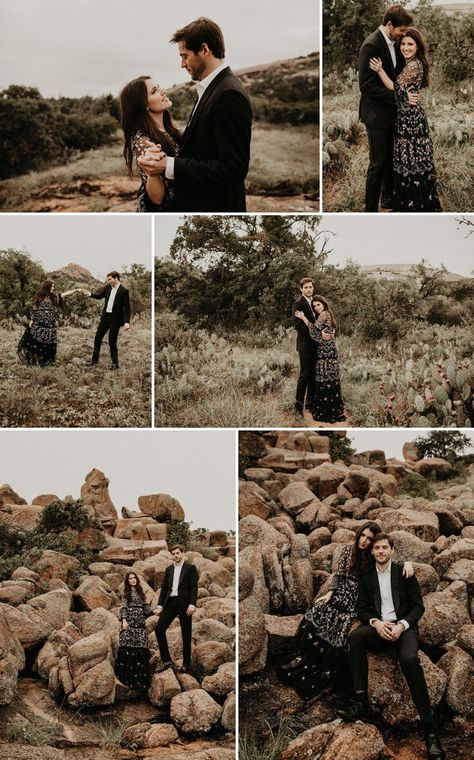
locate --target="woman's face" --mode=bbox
[400,36,418,61]
[313,300,325,314]
[358,528,375,550]
[128,574,137,586]
[145,79,172,114]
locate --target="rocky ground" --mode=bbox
[0,471,235,759]
[238,431,474,760]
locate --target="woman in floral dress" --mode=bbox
[370,27,442,211]
[277,523,414,701]
[115,572,152,691]
[295,295,345,423]
[18,280,77,366]
[120,76,182,212]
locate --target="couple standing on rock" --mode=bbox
[115,545,198,690]
[277,525,445,760]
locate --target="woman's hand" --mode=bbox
[403,561,414,578]
[316,591,333,604]
[29,320,33,327]
[294,310,308,324]
[122,619,129,630]
[369,57,383,73]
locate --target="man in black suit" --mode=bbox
[340,534,445,760]
[293,277,317,419]
[153,545,199,674]
[359,4,414,211]
[86,271,130,370]
[138,17,252,212]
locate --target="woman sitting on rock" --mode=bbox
[115,572,152,691]
[277,522,414,701]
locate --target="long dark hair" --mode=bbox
[123,572,146,601]
[119,76,182,177]
[312,294,338,330]
[349,521,382,576]
[402,28,430,88]
[34,280,57,305]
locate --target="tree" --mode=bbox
[0,249,46,319]
[411,259,447,299]
[354,279,423,343]
[413,431,471,463]
[122,263,151,316]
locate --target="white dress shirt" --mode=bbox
[165,62,228,180]
[370,561,409,630]
[379,25,397,69]
[170,560,184,597]
[106,284,119,313]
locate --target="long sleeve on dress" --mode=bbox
[396,59,423,105]
[326,544,353,591]
[308,311,335,344]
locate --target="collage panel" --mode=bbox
[322,0,474,213]
[0,429,236,759]
[155,213,473,429]
[0,0,319,215]
[238,428,474,760]
[0,215,152,428]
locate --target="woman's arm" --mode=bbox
[60,289,78,298]
[133,135,166,205]
[294,310,309,326]
[369,57,394,91]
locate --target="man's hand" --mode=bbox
[316,591,333,604]
[388,622,405,641]
[137,143,168,176]
[407,91,420,106]
[153,606,163,617]
[122,619,129,630]
[186,605,195,617]
[124,323,130,331]
[321,329,333,340]
[373,620,395,641]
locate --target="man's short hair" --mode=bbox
[300,277,314,288]
[372,533,394,548]
[107,271,120,280]
[171,544,184,553]
[383,4,413,26]
[170,17,225,59]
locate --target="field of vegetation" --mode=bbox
[322,0,474,211]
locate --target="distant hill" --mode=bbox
[437,3,474,14]
[47,263,102,289]
[167,53,319,125]
[361,264,467,282]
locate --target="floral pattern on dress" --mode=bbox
[393,58,442,212]
[18,296,62,366]
[118,588,151,649]
[307,310,345,423]
[133,131,178,213]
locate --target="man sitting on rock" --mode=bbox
[339,533,445,760]
[153,545,198,674]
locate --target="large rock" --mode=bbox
[31,550,80,583]
[239,481,271,520]
[367,650,447,724]
[36,622,82,680]
[26,588,72,632]
[0,580,36,605]
[191,556,230,589]
[350,465,398,497]
[390,531,434,564]
[99,538,167,563]
[445,559,474,591]
[68,659,116,706]
[201,661,235,697]
[0,484,27,506]
[67,631,109,681]
[438,645,474,715]
[0,503,43,530]
[192,618,234,647]
[280,721,386,760]
[0,607,25,705]
[239,515,287,550]
[80,469,117,521]
[403,441,421,463]
[221,691,236,732]
[419,582,471,646]
[239,432,267,458]
[414,458,453,478]
[32,494,59,507]
[378,508,440,542]
[193,640,234,675]
[170,689,222,734]
[148,667,181,706]
[412,563,440,596]
[143,723,178,748]
[0,602,50,649]
[314,463,349,499]
[73,576,114,611]
[278,482,315,516]
[433,539,474,577]
[138,494,185,522]
[265,614,301,654]
[195,597,235,627]
[239,595,267,675]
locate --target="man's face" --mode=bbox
[178,41,207,81]
[388,23,407,41]
[301,282,314,298]
[107,275,118,287]
[372,540,394,565]
[172,549,183,564]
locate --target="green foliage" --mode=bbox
[329,435,356,465]
[121,263,152,316]
[239,718,296,760]
[0,248,46,319]
[37,498,100,534]
[167,520,192,549]
[323,0,387,71]
[413,431,472,463]
[400,471,436,500]
[7,716,60,746]
[354,280,424,344]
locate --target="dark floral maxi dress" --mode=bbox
[18,296,62,366]
[132,131,179,212]
[115,589,152,690]
[308,311,345,423]
[277,543,358,700]
[393,58,442,212]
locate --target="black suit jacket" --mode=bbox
[358,561,425,633]
[292,295,317,354]
[91,284,130,326]
[158,561,199,609]
[359,29,404,128]
[173,66,252,212]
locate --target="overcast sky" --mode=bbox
[1,215,151,277]
[1,430,236,531]
[154,215,474,277]
[0,0,318,98]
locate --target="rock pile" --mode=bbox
[239,431,474,759]
[0,470,235,753]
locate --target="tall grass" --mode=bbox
[239,719,295,760]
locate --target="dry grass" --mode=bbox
[0,317,151,427]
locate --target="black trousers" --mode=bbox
[92,315,121,366]
[365,126,394,212]
[295,346,317,413]
[155,597,192,667]
[349,624,434,725]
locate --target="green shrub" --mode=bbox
[400,472,436,500]
[413,431,472,464]
[167,520,191,550]
[329,435,356,465]
[37,497,99,534]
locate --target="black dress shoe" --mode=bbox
[425,734,445,760]
[85,360,98,366]
[177,665,190,674]
[337,701,373,723]
[156,661,173,673]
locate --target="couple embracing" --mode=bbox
[293,277,345,425]
[119,17,252,213]
[278,526,445,760]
